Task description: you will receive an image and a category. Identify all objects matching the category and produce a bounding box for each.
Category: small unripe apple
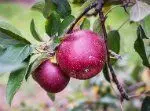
[32,59,70,93]
[56,30,107,80]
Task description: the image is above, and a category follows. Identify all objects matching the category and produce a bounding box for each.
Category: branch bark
[97,0,129,101]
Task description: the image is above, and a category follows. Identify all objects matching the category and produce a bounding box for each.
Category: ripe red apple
[32,59,70,93]
[56,30,107,80]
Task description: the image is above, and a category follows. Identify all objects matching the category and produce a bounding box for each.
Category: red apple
[32,59,70,93]
[56,30,107,80]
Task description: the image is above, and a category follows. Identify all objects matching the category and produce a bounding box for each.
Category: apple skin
[32,60,70,93]
[56,30,107,80]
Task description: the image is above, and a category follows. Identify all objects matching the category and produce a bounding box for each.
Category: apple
[33,59,70,93]
[56,30,106,80]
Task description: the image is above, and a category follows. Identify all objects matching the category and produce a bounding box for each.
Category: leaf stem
[117,18,129,31]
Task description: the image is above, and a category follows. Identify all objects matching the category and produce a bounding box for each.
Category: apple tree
[0,0,149,110]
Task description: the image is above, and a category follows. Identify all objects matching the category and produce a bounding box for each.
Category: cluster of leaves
[0,0,76,105]
[0,0,150,110]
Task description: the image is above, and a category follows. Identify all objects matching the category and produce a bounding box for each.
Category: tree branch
[66,2,98,34]
[108,65,129,100]
[97,0,129,101]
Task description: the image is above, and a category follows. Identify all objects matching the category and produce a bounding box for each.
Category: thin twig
[66,2,98,34]
[127,82,146,93]
[108,65,129,100]
[128,91,150,99]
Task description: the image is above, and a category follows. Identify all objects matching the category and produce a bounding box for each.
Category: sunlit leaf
[31,0,45,13]
[130,1,150,22]
[0,20,30,44]
[80,18,90,30]
[141,15,150,38]
[0,32,22,48]
[0,44,32,73]
[93,18,103,35]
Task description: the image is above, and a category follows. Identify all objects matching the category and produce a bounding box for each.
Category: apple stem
[97,0,130,101]
[66,2,98,34]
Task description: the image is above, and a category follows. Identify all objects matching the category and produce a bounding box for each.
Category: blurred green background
[0,0,149,111]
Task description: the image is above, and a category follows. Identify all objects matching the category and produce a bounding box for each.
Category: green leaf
[30,19,43,42]
[137,25,149,39]
[43,0,56,18]
[108,30,120,64]
[31,0,45,13]
[0,32,21,48]
[0,63,23,73]
[0,44,32,73]
[31,0,56,18]
[141,96,150,111]
[141,15,150,38]
[26,54,49,79]
[80,0,97,12]
[58,15,75,36]
[108,30,120,53]
[6,67,27,105]
[52,0,71,18]
[47,92,55,101]
[45,13,61,37]
[0,44,31,64]
[69,0,85,4]
[25,54,42,81]
[103,64,110,82]
[0,46,5,56]
[93,18,103,35]
[80,18,90,30]
[0,20,30,44]
[134,28,150,68]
